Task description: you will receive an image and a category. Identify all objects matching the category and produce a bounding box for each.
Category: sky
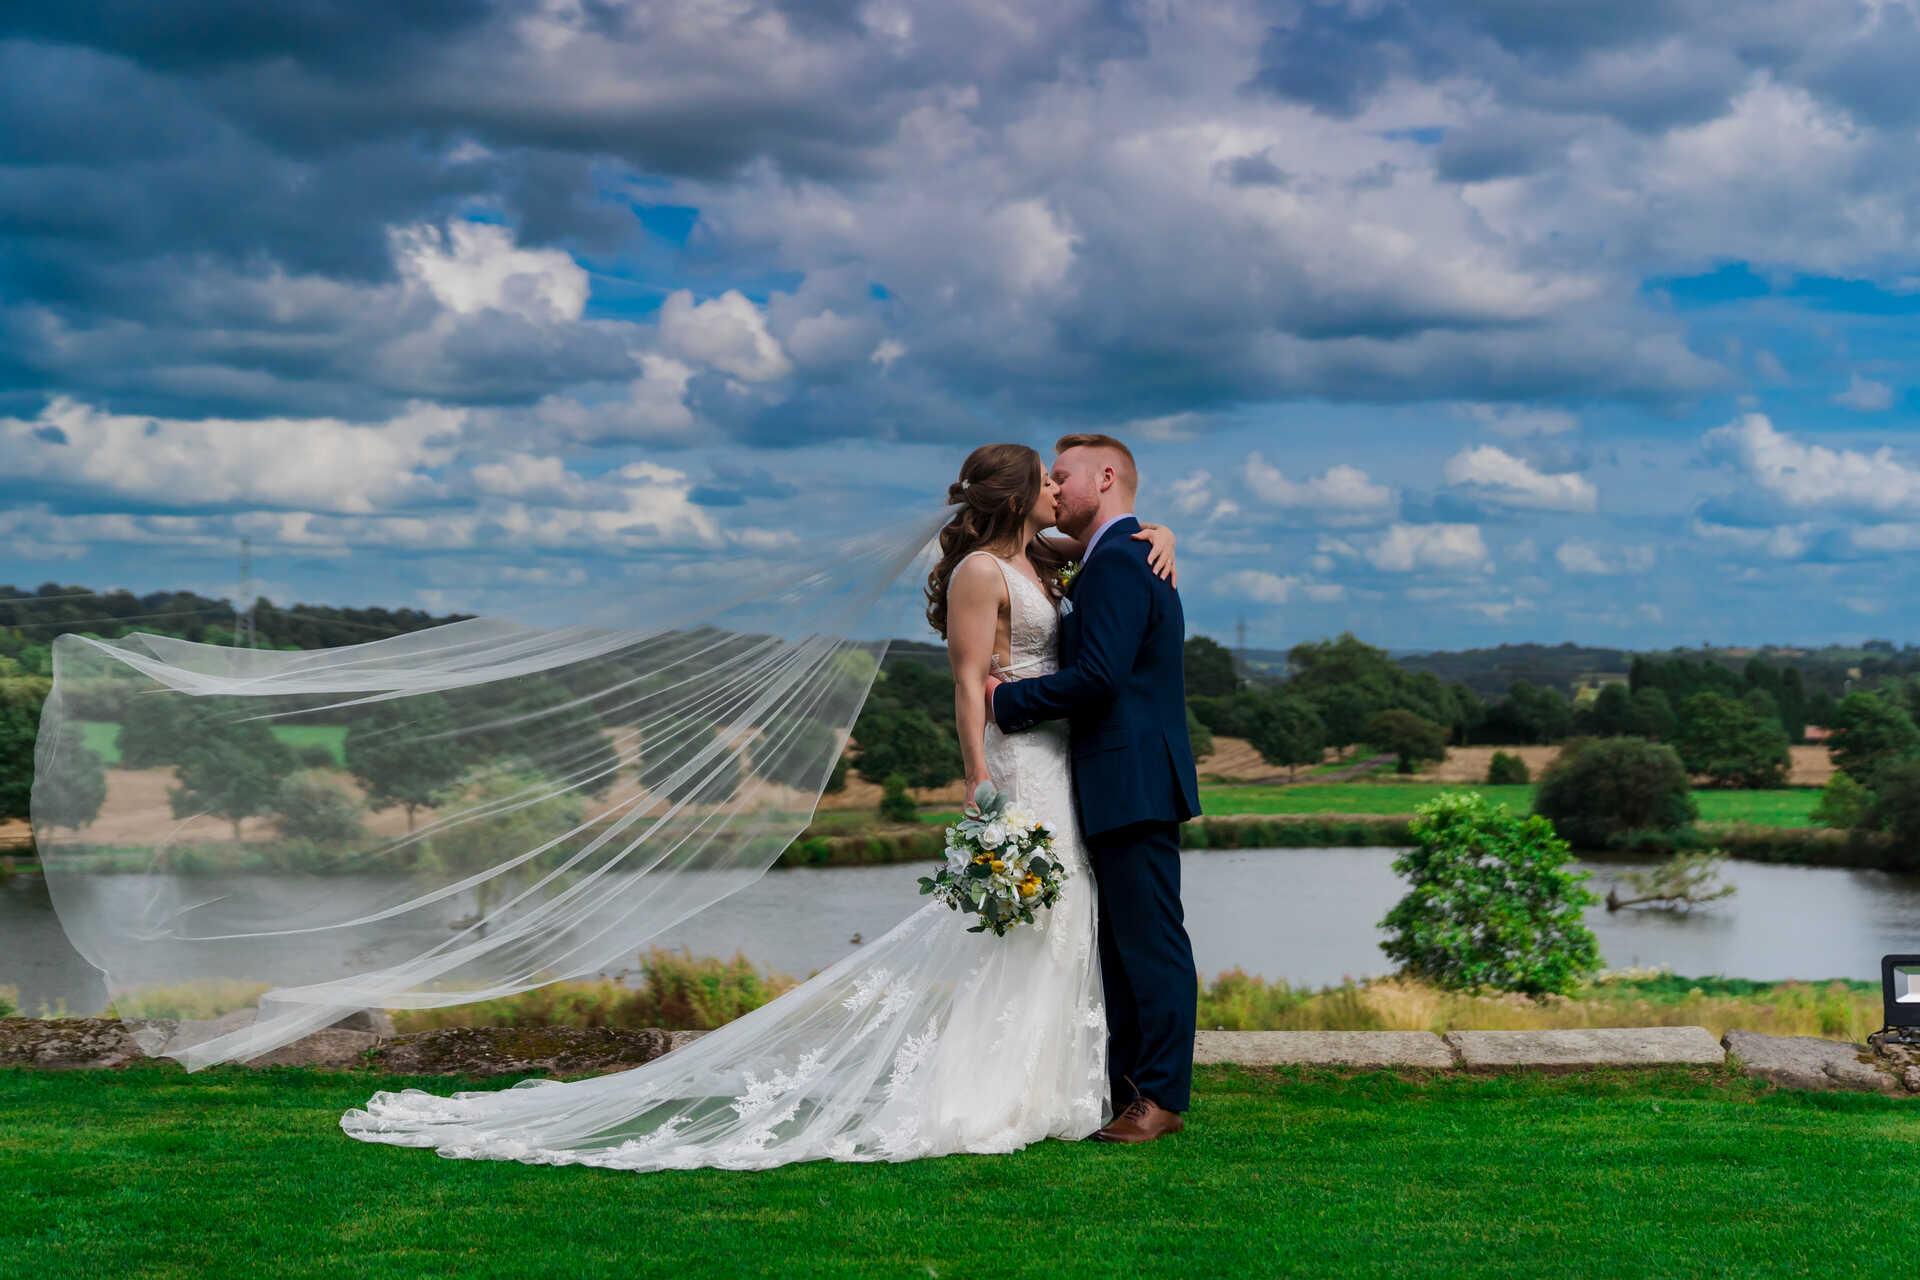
[5,0,1920,652]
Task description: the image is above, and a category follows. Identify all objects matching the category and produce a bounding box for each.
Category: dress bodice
[956,550,1059,681]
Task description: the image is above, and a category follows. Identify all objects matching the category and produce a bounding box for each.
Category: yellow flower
[988,859,1006,874]
[1018,876,1040,897]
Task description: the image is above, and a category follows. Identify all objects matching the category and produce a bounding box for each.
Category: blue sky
[5,1,1920,651]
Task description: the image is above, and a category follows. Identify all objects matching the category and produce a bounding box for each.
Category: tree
[639,718,742,804]
[272,772,366,845]
[168,713,297,839]
[1379,792,1602,997]
[345,695,470,831]
[1589,683,1634,737]
[1858,758,1920,871]
[1483,681,1574,745]
[1604,851,1736,912]
[1532,736,1696,850]
[1246,691,1324,779]
[1829,691,1920,784]
[26,719,107,833]
[1184,705,1214,761]
[1673,692,1790,789]
[749,715,845,791]
[1627,687,1677,741]
[1809,772,1870,829]
[1308,686,1373,758]
[0,693,37,824]
[1364,709,1448,774]
[1778,667,1809,742]
[1184,636,1240,699]
[851,707,960,789]
[117,696,184,768]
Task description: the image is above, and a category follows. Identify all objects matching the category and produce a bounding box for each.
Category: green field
[1188,783,1822,828]
[76,722,347,768]
[2,1064,1912,1279]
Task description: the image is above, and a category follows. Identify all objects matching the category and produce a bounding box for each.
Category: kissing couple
[343,433,1204,1170]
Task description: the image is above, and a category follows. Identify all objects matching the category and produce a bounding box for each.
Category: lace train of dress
[340,552,1106,1171]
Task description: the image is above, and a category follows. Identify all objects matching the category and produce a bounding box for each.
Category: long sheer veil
[31,511,947,1070]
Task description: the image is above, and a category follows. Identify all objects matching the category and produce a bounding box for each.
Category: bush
[1379,791,1602,997]
[1533,736,1696,850]
[878,773,918,823]
[0,984,16,1017]
[1486,751,1530,785]
[1810,772,1870,830]
[272,772,366,844]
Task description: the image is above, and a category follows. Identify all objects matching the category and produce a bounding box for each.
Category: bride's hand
[1134,522,1177,588]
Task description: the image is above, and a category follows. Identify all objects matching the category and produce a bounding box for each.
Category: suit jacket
[991,516,1201,838]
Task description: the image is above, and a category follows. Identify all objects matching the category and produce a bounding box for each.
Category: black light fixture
[1880,954,1920,1045]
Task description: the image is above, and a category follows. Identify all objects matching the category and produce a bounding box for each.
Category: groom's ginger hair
[1054,432,1137,496]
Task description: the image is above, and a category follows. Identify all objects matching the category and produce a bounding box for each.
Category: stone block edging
[1,1019,1914,1096]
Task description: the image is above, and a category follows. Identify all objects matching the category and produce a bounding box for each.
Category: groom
[985,433,1201,1144]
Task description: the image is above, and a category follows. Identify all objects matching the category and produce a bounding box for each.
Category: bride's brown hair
[924,443,1070,638]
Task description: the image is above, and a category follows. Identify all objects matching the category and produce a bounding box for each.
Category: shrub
[1184,705,1214,760]
[878,774,918,823]
[1486,751,1530,785]
[1532,736,1696,850]
[1810,772,1871,830]
[272,772,366,844]
[0,984,16,1017]
[1379,791,1602,997]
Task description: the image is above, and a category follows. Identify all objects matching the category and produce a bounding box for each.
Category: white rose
[979,821,1007,849]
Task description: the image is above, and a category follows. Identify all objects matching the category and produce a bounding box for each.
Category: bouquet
[919,781,1069,935]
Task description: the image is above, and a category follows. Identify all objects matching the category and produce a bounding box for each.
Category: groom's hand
[983,675,1002,726]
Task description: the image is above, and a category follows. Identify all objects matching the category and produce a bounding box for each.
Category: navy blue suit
[992,516,1201,1113]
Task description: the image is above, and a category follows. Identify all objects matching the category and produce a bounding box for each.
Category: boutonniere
[1056,559,1082,595]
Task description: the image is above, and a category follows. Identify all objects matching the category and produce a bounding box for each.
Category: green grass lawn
[1190,783,1822,827]
[77,721,347,768]
[3,1064,1913,1279]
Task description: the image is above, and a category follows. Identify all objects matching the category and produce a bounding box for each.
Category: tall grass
[1196,968,1883,1041]
[0,985,16,1018]
[107,979,273,1020]
[387,948,799,1033]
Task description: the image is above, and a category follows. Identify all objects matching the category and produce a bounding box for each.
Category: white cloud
[1704,414,1920,514]
[1,397,458,514]
[1243,453,1395,516]
[1364,524,1491,574]
[393,221,588,323]
[1508,538,1539,563]
[1555,540,1655,575]
[869,338,907,372]
[659,289,794,382]
[1442,445,1598,513]
[1691,515,1815,559]
[1217,569,1344,605]
[1833,373,1895,412]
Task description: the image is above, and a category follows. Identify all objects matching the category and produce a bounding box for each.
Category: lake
[5,848,1919,1015]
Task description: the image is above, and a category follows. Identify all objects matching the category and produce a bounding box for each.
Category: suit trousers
[1088,819,1196,1114]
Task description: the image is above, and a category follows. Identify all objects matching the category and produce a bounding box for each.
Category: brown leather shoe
[1091,1096,1185,1144]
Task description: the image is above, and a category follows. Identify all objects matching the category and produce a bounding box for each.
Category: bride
[339,444,1176,1171]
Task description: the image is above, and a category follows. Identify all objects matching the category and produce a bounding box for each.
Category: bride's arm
[946,557,1005,798]
[1042,522,1178,586]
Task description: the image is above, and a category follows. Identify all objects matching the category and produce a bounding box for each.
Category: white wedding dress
[340,551,1107,1170]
